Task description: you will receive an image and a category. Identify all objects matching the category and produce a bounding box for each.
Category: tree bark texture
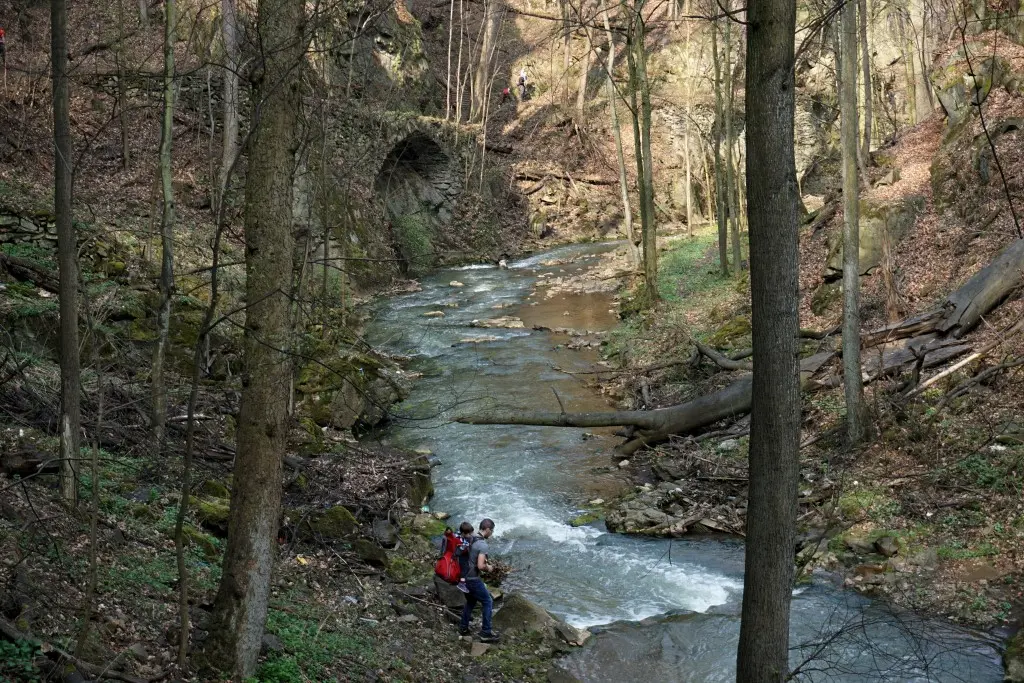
[53,0,81,507]
[218,0,240,214]
[152,0,177,454]
[859,0,872,169]
[472,0,500,121]
[205,0,304,676]
[724,1,742,272]
[712,19,729,276]
[841,0,864,446]
[737,0,800,678]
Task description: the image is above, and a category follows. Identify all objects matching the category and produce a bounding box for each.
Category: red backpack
[434,528,467,584]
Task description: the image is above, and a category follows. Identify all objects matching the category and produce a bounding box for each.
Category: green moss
[199,479,230,499]
[707,316,751,347]
[837,489,898,520]
[192,496,231,533]
[569,512,601,527]
[810,281,842,316]
[387,556,418,582]
[306,506,358,540]
[391,213,435,276]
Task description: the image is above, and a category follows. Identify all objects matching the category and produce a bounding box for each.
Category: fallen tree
[459,352,834,455]
[458,237,1024,453]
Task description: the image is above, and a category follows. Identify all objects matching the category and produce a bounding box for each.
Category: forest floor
[534,204,1024,640]
[0,413,564,682]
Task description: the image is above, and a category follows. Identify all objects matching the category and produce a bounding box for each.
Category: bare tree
[841,0,864,445]
[712,14,729,276]
[859,0,872,172]
[152,0,177,454]
[736,0,801,678]
[601,0,639,266]
[204,0,305,675]
[216,0,241,214]
[52,0,80,507]
[724,0,742,272]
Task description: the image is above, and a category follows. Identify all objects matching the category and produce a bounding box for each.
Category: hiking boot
[457,582,470,594]
[479,632,500,643]
[458,626,471,636]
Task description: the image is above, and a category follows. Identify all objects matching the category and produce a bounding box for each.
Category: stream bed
[366,243,1004,682]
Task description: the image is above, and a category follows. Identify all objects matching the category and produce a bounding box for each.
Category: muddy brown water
[366,242,1003,682]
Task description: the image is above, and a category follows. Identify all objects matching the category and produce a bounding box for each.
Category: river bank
[527,229,1024,678]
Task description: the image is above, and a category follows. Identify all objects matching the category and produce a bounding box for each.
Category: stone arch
[374,132,460,274]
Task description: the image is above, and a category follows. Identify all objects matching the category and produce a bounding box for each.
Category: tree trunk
[217,0,240,215]
[139,0,149,27]
[472,0,499,121]
[724,1,742,272]
[446,0,455,120]
[204,0,303,676]
[633,3,658,299]
[601,0,639,266]
[712,19,729,276]
[900,12,918,125]
[152,0,176,454]
[682,0,694,235]
[841,0,864,446]
[52,0,80,508]
[576,20,592,119]
[116,0,131,169]
[625,11,652,297]
[859,0,872,171]
[737,0,800,678]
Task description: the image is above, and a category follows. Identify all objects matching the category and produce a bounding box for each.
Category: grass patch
[936,539,999,560]
[656,232,732,306]
[837,488,900,520]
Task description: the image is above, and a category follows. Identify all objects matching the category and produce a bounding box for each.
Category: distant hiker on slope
[459,518,499,642]
[0,28,7,66]
[500,86,512,105]
[517,68,527,100]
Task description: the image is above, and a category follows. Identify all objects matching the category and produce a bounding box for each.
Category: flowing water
[366,243,1004,682]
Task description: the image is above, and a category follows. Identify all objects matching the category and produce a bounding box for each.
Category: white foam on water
[451,263,496,271]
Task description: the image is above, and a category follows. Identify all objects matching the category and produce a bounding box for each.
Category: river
[366,243,1004,682]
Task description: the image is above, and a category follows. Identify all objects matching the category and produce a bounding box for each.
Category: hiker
[517,68,527,99]
[459,518,498,642]
[500,86,512,105]
[455,521,475,593]
[0,27,6,66]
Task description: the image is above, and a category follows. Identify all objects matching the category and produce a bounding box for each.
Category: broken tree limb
[0,253,60,294]
[693,339,753,371]
[515,170,617,185]
[908,316,1024,396]
[937,237,1024,337]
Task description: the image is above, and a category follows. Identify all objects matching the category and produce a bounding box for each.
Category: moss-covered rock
[810,281,842,316]
[192,496,230,536]
[387,556,418,582]
[411,513,447,538]
[306,505,359,540]
[352,539,390,568]
[1004,628,1024,682]
[569,512,601,527]
[199,479,230,499]
[825,196,923,278]
[707,316,751,348]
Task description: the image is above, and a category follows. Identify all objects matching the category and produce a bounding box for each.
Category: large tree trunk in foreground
[53,0,81,508]
[738,0,801,678]
[204,0,304,677]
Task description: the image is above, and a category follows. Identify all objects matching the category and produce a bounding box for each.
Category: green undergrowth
[656,231,734,308]
[253,603,380,682]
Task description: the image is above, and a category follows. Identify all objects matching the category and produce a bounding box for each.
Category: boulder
[372,519,399,548]
[191,496,230,536]
[492,593,589,645]
[304,505,358,540]
[873,535,899,558]
[825,196,923,279]
[352,539,389,568]
[433,575,467,609]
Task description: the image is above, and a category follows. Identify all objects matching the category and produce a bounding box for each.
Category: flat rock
[470,642,491,657]
[423,311,445,318]
[433,575,467,609]
[449,281,465,287]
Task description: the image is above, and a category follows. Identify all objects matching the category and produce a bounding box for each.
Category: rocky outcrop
[492,593,590,646]
[824,195,924,281]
